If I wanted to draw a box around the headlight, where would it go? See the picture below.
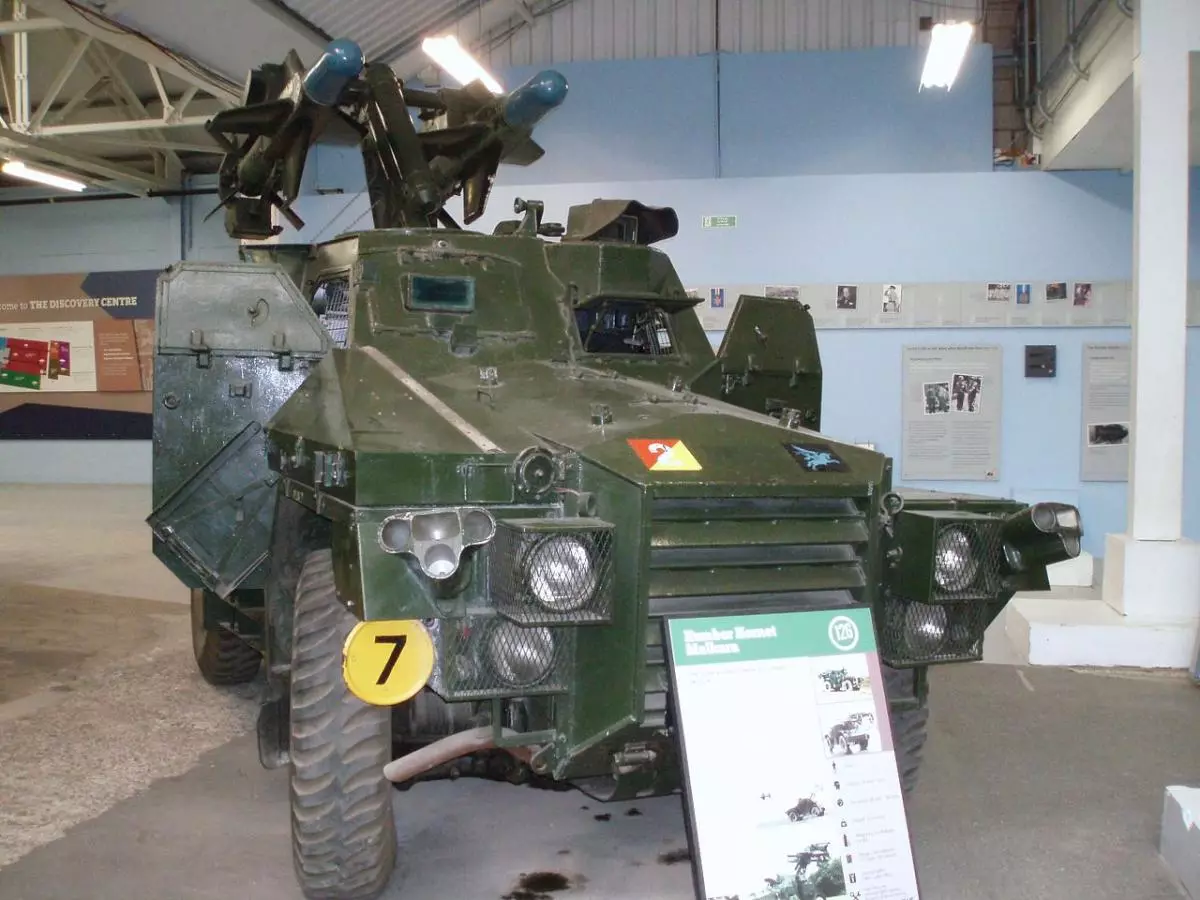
[491,518,615,624]
[933,526,979,592]
[903,600,949,656]
[527,535,596,612]
[484,620,555,688]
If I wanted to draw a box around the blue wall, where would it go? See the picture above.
[0,45,1194,562]
[0,177,236,484]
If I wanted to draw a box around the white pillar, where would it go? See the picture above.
[1101,0,1200,628]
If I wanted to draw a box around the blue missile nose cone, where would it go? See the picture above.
[502,69,568,128]
[302,38,365,106]
[323,39,366,77]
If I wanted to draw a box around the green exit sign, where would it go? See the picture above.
[702,215,737,229]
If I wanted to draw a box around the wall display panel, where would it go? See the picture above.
[900,345,1003,481]
[686,279,1200,331]
[0,270,157,439]
[1081,343,1132,482]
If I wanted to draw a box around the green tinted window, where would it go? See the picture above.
[407,274,475,312]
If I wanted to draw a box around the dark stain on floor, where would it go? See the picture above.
[658,848,691,865]
[501,871,572,899]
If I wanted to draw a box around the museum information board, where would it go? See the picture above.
[665,608,920,900]
[1081,343,1131,482]
[901,344,1003,481]
[0,269,157,438]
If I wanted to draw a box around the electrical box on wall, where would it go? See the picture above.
[1025,345,1057,377]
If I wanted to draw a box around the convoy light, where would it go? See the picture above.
[378,506,496,580]
[999,501,1083,572]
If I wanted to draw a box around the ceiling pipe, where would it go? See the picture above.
[1023,0,1133,140]
[0,186,218,206]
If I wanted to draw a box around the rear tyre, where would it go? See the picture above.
[883,665,930,794]
[289,549,396,900]
[190,588,261,685]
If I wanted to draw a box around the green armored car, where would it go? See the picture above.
[147,39,1084,900]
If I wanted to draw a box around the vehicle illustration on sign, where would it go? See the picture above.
[825,712,876,755]
[146,37,1086,900]
[819,667,866,693]
[785,792,827,822]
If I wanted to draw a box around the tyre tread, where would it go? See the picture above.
[196,624,261,686]
[883,665,931,795]
[289,549,396,900]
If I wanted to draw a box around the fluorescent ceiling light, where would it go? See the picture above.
[920,21,974,90]
[2,160,87,192]
[421,34,504,94]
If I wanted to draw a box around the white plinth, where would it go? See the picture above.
[1005,594,1199,668]
[1160,785,1200,898]
[1102,534,1200,620]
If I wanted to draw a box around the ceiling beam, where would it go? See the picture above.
[36,113,212,135]
[28,33,91,130]
[81,43,182,178]
[50,134,217,153]
[0,14,62,33]
[246,0,333,46]
[24,0,242,104]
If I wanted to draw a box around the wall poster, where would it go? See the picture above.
[901,344,1003,481]
[682,277,1200,332]
[664,607,921,900]
[0,270,158,438]
[1081,343,1131,482]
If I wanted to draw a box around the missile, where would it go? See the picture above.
[302,38,366,107]
[501,69,569,129]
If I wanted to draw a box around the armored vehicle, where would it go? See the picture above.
[148,40,1084,900]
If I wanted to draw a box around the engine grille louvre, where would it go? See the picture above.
[641,494,872,728]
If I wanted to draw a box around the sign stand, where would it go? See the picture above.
[662,606,922,900]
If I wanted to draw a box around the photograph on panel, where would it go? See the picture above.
[951,373,982,413]
[756,842,847,900]
[766,285,800,302]
[1087,422,1130,447]
[819,703,880,758]
[881,283,902,313]
[745,778,833,829]
[1016,283,1031,305]
[987,282,1013,303]
[836,285,857,310]
[1074,282,1093,306]
[923,380,951,415]
[811,653,873,704]
[1045,281,1068,301]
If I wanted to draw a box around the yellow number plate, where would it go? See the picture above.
[341,619,435,706]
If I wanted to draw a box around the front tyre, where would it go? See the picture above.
[289,549,396,900]
[883,665,931,795]
[190,589,261,685]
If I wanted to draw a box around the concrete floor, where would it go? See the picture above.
[0,485,1197,900]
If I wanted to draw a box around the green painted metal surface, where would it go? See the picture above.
[147,46,1084,802]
